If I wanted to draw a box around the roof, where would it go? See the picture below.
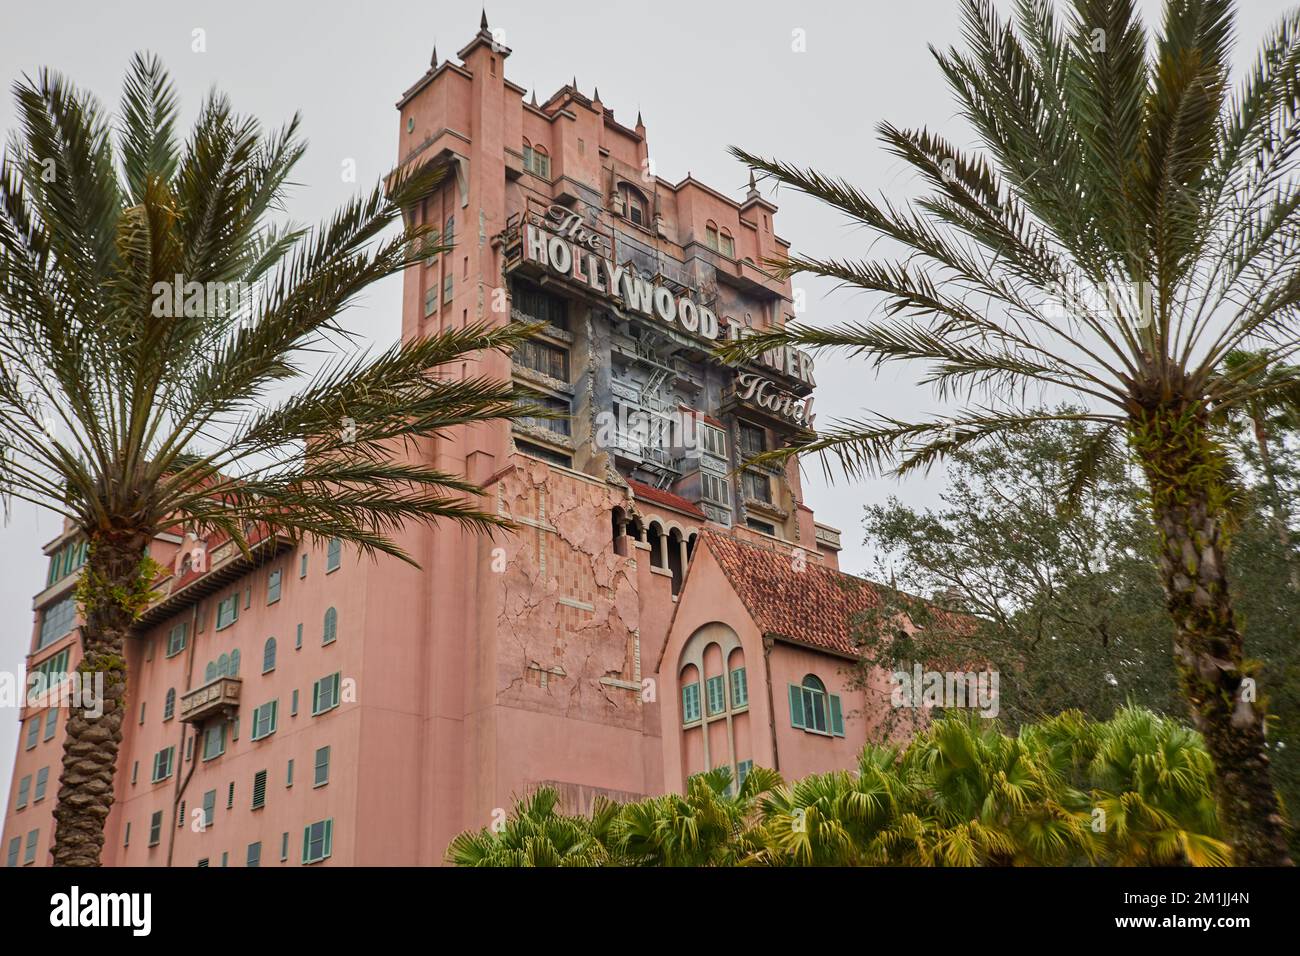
[698,531,880,656]
[627,478,705,519]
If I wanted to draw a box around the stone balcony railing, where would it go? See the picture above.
[179,676,241,725]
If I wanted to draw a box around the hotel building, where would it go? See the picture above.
[2,16,905,867]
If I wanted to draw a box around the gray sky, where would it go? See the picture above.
[0,0,1294,809]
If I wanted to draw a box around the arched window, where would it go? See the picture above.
[647,521,666,569]
[230,649,241,677]
[522,137,533,172]
[323,607,338,645]
[326,537,342,573]
[164,688,175,722]
[444,215,455,252]
[204,661,216,683]
[719,229,735,258]
[217,653,230,678]
[263,637,277,674]
[618,183,647,227]
[789,674,844,737]
[528,144,550,179]
[705,220,719,251]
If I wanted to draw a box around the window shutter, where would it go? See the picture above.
[252,770,267,809]
[829,695,845,736]
[789,684,805,728]
[730,668,748,708]
[302,827,310,863]
[323,819,333,858]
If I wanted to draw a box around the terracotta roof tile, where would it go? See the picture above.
[627,478,705,519]
[698,530,881,656]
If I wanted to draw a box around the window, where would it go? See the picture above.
[287,759,295,788]
[730,667,749,708]
[618,183,647,227]
[263,637,277,673]
[700,472,732,508]
[227,781,235,809]
[15,775,30,810]
[197,858,209,868]
[524,143,550,178]
[24,717,39,750]
[246,841,262,867]
[201,789,215,828]
[719,230,735,258]
[148,811,163,847]
[326,537,342,572]
[291,689,299,716]
[322,607,338,645]
[705,676,725,716]
[7,837,20,867]
[132,761,138,784]
[512,283,567,329]
[202,723,226,761]
[163,688,175,722]
[737,759,753,789]
[423,224,440,266]
[152,747,175,782]
[700,423,727,458]
[746,517,776,536]
[681,682,701,724]
[251,701,278,741]
[139,701,146,725]
[515,440,573,468]
[166,622,188,657]
[788,675,844,737]
[312,673,342,715]
[267,569,282,604]
[24,829,38,864]
[423,285,438,317]
[43,707,58,741]
[738,422,767,459]
[178,800,185,825]
[215,593,239,630]
[442,273,453,304]
[300,554,308,578]
[31,648,70,697]
[46,540,87,587]
[296,623,303,649]
[741,470,772,504]
[514,337,569,381]
[705,221,719,251]
[314,746,331,788]
[37,597,76,650]
[444,215,455,253]
[517,394,571,436]
[281,832,290,862]
[252,769,267,809]
[34,767,48,802]
[302,819,333,864]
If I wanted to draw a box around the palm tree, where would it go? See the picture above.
[445,789,620,866]
[0,55,542,865]
[722,0,1299,864]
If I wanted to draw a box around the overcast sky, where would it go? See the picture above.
[0,0,1294,808]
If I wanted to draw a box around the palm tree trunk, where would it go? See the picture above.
[50,530,147,867]
[1135,407,1292,866]
[1251,416,1299,590]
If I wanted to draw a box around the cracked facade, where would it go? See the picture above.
[3,19,910,868]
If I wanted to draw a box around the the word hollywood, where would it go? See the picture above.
[890,663,1000,718]
[520,205,817,428]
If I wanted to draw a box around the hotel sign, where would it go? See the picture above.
[519,205,816,428]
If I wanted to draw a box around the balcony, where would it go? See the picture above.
[179,677,242,725]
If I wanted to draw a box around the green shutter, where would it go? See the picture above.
[302,826,310,864]
[323,819,333,858]
[829,694,844,737]
[789,684,805,728]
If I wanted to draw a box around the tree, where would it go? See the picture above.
[723,0,1300,863]
[0,55,542,865]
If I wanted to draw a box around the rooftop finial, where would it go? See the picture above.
[430,43,438,68]
[593,86,600,102]
[530,90,538,107]
[481,9,489,31]
[746,169,761,201]
[636,110,644,127]
[572,75,578,91]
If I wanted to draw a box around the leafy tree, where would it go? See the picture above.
[0,55,541,865]
[722,0,1300,863]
